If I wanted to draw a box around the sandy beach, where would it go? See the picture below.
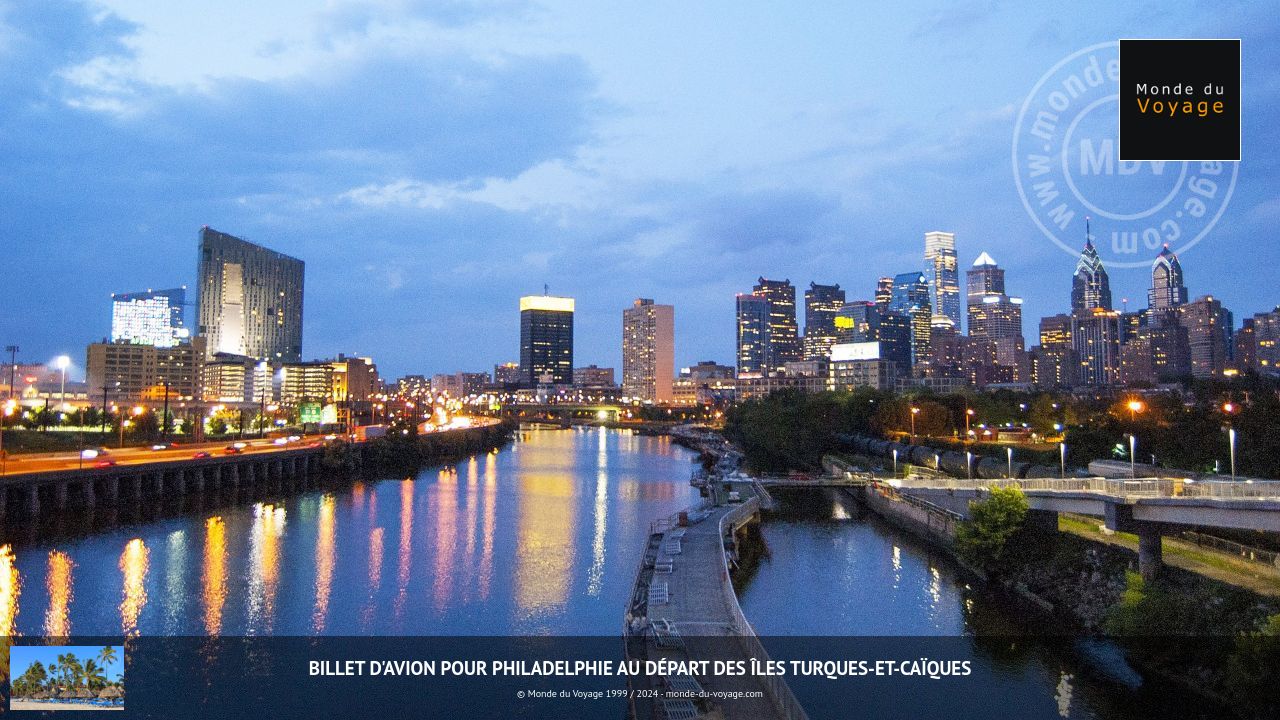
[9,700,123,711]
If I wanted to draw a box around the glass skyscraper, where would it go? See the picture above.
[802,282,845,360]
[110,287,188,347]
[196,226,304,362]
[735,293,771,376]
[889,271,932,368]
[924,231,960,330]
[519,295,575,386]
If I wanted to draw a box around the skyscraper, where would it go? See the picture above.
[753,278,802,368]
[622,298,675,403]
[1071,309,1123,386]
[966,253,1024,343]
[1071,226,1112,313]
[924,231,960,330]
[111,287,188,347]
[519,295,575,386]
[196,227,304,362]
[1036,314,1075,388]
[1148,244,1188,311]
[802,282,845,360]
[874,277,894,312]
[1178,296,1232,379]
[735,293,771,376]
[889,271,931,368]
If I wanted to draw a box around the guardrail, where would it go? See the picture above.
[895,475,1280,501]
[715,496,810,720]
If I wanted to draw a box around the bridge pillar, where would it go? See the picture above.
[103,476,119,505]
[227,464,239,490]
[81,479,96,509]
[1137,526,1163,582]
[172,471,186,498]
[0,487,6,521]
[26,486,40,517]
[55,482,69,511]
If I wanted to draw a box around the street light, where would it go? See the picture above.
[1128,434,1137,478]
[892,448,898,476]
[1006,447,1013,478]
[1228,427,1237,481]
[1126,399,1144,422]
[910,406,919,438]
[55,355,70,412]
[966,451,973,480]
[965,408,975,440]
[1059,442,1067,479]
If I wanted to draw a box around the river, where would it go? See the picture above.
[0,427,1230,718]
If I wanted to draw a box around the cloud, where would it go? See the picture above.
[910,0,999,38]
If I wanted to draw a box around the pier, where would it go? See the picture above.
[626,442,807,720]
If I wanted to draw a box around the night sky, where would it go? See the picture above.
[2,1,1277,380]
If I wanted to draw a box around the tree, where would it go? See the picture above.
[98,646,117,668]
[82,659,106,690]
[954,486,1028,574]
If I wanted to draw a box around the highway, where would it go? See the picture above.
[0,434,332,475]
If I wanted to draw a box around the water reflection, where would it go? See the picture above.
[5,430,697,637]
[312,495,336,633]
[44,550,74,637]
[247,504,285,635]
[0,545,20,639]
[119,538,149,637]
[202,517,227,635]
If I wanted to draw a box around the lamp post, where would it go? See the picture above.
[55,355,70,412]
[1007,447,1013,478]
[1228,427,1237,481]
[4,345,17,402]
[965,408,974,441]
[966,451,973,480]
[910,406,919,439]
[892,448,898,476]
[1128,434,1137,478]
[1059,442,1066,479]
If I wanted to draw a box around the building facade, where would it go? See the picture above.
[889,271,931,369]
[924,231,960,330]
[86,337,207,402]
[196,226,304,362]
[519,295,575,386]
[802,282,845,360]
[621,298,675,402]
[753,277,802,369]
[735,293,771,376]
[111,287,188,347]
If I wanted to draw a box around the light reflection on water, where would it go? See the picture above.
[2,428,695,636]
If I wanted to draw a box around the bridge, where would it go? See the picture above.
[815,456,1280,580]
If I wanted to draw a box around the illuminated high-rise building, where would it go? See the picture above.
[1071,223,1112,313]
[111,287,188,347]
[197,227,304,362]
[874,277,894,312]
[1036,314,1075,388]
[889,271,931,368]
[753,277,801,369]
[736,293,771,376]
[1071,309,1123,386]
[802,282,845,360]
[1148,244,1188,311]
[1178,295,1232,379]
[622,298,675,403]
[519,295,575,386]
[924,231,960,330]
[966,252,1023,343]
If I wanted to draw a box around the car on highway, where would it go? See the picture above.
[272,437,288,446]
[151,443,172,451]
[223,443,246,454]
[93,459,117,468]
[192,451,213,459]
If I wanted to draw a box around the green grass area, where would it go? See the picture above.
[1058,514,1280,595]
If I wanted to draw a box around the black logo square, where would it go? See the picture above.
[1119,39,1240,161]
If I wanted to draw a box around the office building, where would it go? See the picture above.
[1071,230,1112,312]
[829,342,897,391]
[573,365,616,389]
[86,337,207,402]
[802,283,845,360]
[736,293,771,376]
[1071,308,1123,386]
[874,277,894,312]
[622,298,675,402]
[197,227,304,362]
[753,277,802,369]
[924,231,960,330]
[1036,314,1075,388]
[493,362,522,387]
[1148,245,1188,311]
[889,271,931,368]
[672,362,736,406]
[519,295,575,386]
[111,287,189,347]
[1178,296,1233,379]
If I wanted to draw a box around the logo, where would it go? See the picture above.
[1012,41,1237,269]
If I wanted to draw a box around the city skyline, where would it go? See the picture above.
[2,2,1279,379]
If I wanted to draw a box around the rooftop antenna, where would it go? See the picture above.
[1085,216,1092,247]
[544,283,549,296]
